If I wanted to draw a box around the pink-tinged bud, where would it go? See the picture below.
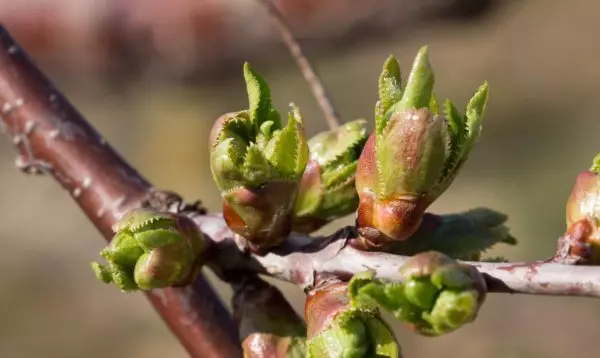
[556,159,600,264]
[354,47,489,249]
[566,170,600,228]
[356,109,448,247]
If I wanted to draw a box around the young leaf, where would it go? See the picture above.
[243,62,277,129]
[378,55,403,114]
[462,82,489,156]
[394,46,435,112]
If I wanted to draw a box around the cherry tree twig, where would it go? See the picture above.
[1,16,600,358]
[257,0,342,129]
[195,214,600,298]
[0,26,242,358]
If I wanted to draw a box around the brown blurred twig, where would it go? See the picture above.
[0,26,242,358]
[257,0,342,129]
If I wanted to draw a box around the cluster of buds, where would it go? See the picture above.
[210,63,308,251]
[293,119,369,233]
[91,208,206,291]
[305,281,400,357]
[355,46,489,248]
[349,251,486,336]
[556,153,600,264]
[232,275,306,357]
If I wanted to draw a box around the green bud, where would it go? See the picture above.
[91,208,205,292]
[306,283,401,358]
[210,63,308,250]
[356,46,489,247]
[232,276,306,358]
[293,119,368,233]
[350,251,486,337]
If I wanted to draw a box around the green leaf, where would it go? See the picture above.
[307,316,368,358]
[210,137,247,190]
[290,104,309,176]
[364,317,401,358]
[308,119,368,167]
[429,93,439,114]
[243,62,278,129]
[443,99,465,172]
[394,46,435,112]
[590,152,600,174]
[264,105,307,178]
[322,162,357,189]
[91,262,113,283]
[242,144,272,187]
[462,82,489,156]
[378,55,403,114]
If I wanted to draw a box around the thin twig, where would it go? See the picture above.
[195,214,600,298]
[257,0,342,129]
[0,26,242,358]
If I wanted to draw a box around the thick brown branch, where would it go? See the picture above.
[0,26,242,358]
[195,214,600,298]
[257,0,342,129]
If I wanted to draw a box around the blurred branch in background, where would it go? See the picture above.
[0,0,501,80]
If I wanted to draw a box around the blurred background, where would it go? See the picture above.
[0,0,599,357]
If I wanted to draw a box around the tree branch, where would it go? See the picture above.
[0,26,242,358]
[195,214,600,298]
[257,0,342,129]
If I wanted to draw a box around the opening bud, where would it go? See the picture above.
[356,46,489,247]
[209,63,309,250]
[91,208,205,291]
[349,251,486,337]
[305,282,401,357]
[293,119,368,233]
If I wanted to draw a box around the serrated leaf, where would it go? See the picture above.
[386,208,517,258]
[375,100,388,137]
[210,136,247,190]
[308,119,368,167]
[322,162,358,189]
[378,55,403,114]
[264,107,305,178]
[462,82,489,157]
[243,62,275,129]
[442,99,465,175]
[394,46,434,112]
[221,111,253,141]
[590,153,600,173]
[290,104,309,176]
[242,144,272,187]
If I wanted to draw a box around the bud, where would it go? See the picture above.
[232,275,306,358]
[210,63,308,250]
[557,153,600,264]
[349,252,486,337]
[91,208,205,291]
[355,47,489,247]
[293,119,368,233]
[305,282,401,358]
